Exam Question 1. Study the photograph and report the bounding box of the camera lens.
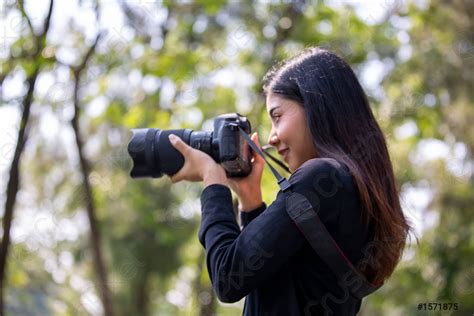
[127,113,253,179]
[128,128,214,178]
[189,131,213,158]
[128,128,160,178]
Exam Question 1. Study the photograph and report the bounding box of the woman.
[167,47,411,315]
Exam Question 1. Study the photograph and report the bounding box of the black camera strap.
[239,128,381,299]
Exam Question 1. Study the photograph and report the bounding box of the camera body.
[128,113,252,178]
[211,113,252,175]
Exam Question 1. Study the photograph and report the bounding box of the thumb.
[251,132,260,146]
[168,134,189,155]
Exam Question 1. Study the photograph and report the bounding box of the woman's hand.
[168,134,228,187]
[227,132,265,212]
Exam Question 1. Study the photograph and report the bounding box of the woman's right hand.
[227,132,265,212]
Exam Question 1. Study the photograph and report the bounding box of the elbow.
[214,286,245,303]
[213,270,247,303]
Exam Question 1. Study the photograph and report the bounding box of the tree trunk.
[0,2,54,312]
[135,268,150,316]
[71,120,115,316]
[70,34,115,316]
[0,66,39,315]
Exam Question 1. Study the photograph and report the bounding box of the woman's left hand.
[168,134,228,186]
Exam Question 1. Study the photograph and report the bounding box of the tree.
[1,1,472,315]
[0,1,54,313]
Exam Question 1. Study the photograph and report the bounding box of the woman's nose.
[268,133,279,146]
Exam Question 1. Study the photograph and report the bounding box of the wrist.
[238,196,263,212]
[236,186,263,212]
[203,165,228,187]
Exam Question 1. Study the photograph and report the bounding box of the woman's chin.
[288,162,295,173]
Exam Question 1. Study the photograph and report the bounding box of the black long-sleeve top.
[198,158,372,315]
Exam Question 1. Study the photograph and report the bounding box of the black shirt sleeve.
[199,183,304,303]
[198,158,363,304]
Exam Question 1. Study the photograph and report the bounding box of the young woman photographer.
[168,47,411,315]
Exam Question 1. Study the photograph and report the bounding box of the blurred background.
[0,0,473,315]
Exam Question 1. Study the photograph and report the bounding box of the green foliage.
[1,0,473,315]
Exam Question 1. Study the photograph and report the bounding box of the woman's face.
[266,92,317,172]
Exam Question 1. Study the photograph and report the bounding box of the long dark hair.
[263,47,411,285]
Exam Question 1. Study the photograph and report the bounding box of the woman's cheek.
[280,123,290,142]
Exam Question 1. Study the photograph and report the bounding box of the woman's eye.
[272,114,281,122]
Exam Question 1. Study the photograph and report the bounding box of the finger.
[250,132,260,150]
[170,173,179,183]
[168,134,190,155]
[251,132,265,164]
[251,132,263,149]
[170,171,183,183]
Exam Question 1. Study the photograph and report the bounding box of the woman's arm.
[199,184,304,303]
[199,158,357,303]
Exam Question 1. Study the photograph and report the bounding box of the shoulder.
[292,157,346,174]
[289,158,352,187]
[287,158,357,206]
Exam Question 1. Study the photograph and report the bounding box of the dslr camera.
[128,113,252,178]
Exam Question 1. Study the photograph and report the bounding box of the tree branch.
[17,0,36,37]
[41,0,54,37]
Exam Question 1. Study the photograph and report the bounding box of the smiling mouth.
[279,149,289,161]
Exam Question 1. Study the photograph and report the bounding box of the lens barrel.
[128,128,214,178]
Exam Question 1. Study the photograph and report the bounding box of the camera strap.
[238,128,381,299]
